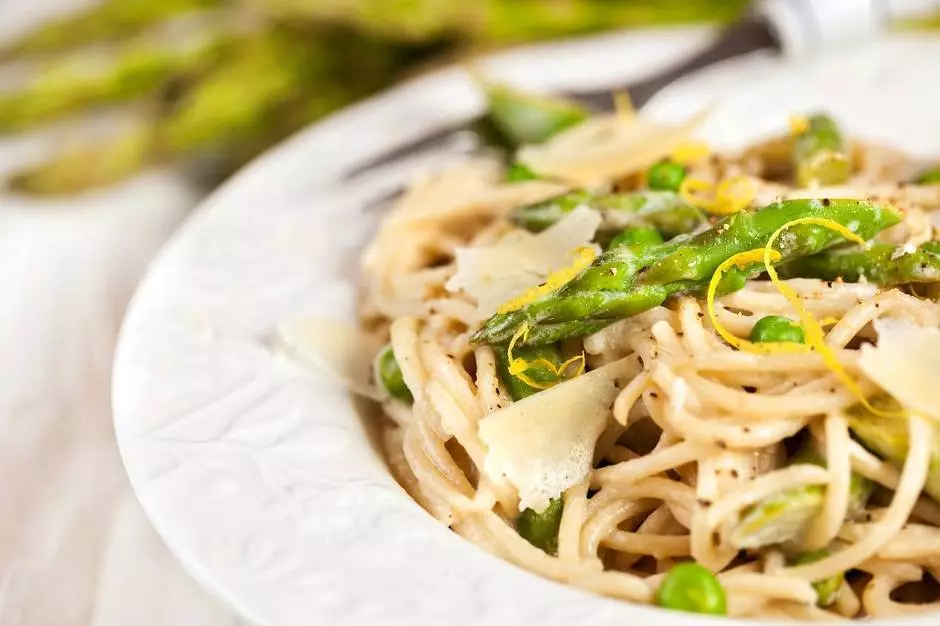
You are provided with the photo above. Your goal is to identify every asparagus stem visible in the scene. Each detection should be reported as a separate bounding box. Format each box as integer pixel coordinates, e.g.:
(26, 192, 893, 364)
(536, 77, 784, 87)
(779, 242, 940, 287)
(730, 445, 873, 550)
(483, 82, 589, 148)
(0, 0, 223, 59)
(473, 199, 900, 346)
(510, 190, 705, 238)
(0, 33, 232, 133)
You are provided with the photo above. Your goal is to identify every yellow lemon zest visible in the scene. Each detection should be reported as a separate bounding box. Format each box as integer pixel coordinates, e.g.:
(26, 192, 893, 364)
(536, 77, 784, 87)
(680, 176, 756, 215)
(679, 177, 718, 211)
(506, 323, 585, 390)
(789, 115, 809, 136)
(762, 217, 906, 418)
(706, 248, 808, 355)
(711, 176, 757, 215)
(670, 141, 711, 165)
(613, 90, 636, 123)
(497, 246, 596, 314)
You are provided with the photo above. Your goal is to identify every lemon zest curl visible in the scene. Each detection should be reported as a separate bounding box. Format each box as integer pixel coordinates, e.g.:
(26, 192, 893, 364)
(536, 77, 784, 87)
(506, 323, 585, 390)
(680, 175, 756, 215)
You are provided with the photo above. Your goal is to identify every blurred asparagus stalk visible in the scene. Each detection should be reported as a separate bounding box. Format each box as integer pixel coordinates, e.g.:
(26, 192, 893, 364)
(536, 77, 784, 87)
(8, 29, 407, 194)
(0, 31, 234, 133)
(0, 0, 224, 59)
(254, 0, 749, 43)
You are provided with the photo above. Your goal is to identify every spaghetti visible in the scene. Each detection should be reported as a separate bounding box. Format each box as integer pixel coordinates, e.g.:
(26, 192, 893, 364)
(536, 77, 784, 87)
(360, 109, 940, 619)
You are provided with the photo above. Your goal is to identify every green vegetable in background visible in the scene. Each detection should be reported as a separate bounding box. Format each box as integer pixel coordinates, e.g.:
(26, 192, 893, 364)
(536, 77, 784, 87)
(792, 550, 843, 607)
(9, 28, 413, 194)
(375, 344, 413, 403)
(516, 497, 564, 554)
(0, 0, 223, 59)
(847, 396, 940, 502)
(730, 444, 873, 550)
(473, 199, 900, 347)
(647, 160, 686, 191)
(483, 81, 589, 148)
(608, 225, 665, 250)
(656, 562, 727, 615)
(915, 167, 940, 185)
(779, 242, 940, 287)
(256, 0, 751, 43)
(510, 190, 706, 237)
(791, 113, 850, 188)
(505, 162, 539, 182)
(749, 315, 805, 344)
(0, 32, 233, 133)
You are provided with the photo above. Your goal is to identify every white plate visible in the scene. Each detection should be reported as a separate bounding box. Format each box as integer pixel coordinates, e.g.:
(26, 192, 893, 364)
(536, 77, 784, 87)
(113, 28, 940, 626)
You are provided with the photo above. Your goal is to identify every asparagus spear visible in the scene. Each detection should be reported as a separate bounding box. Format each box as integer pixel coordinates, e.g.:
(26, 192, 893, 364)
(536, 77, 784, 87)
(483, 82, 589, 148)
(472, 199, 900, 347)
(257, 0, 748, 43)
(517, 496, 564, 554)
(495, 343, 569, 551)
(510, 190, 706, 238)
(847, 396, 940, 502)
(494, 343, 564, 401)
(375, 345, 413, 403)
(7, 31, 341, 194)
(792, 114, 851, 187)
(792, 550, 843, 607)
(0, 0, 223, 59)
(730, 446, 873, 550)
(0, 33, 232, 133)
(779, 242, 940, 287)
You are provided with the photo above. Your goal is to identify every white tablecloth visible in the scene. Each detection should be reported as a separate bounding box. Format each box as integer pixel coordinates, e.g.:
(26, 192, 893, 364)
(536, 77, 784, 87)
(0, 3, 241, 623)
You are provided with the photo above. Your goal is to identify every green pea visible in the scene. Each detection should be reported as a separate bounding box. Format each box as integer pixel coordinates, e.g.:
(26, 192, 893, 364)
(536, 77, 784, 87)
(608, 225, 665, 250)
(516, 498, 563, 555)
(656, 562, 727, 615)
(506, 162, 539, 183)
(915, 167, 940, 185)
(374, 344, 413, 404)
(793, 550, 842, 606)
(647, 160, 687, 191)
(749, 315, 806, 344)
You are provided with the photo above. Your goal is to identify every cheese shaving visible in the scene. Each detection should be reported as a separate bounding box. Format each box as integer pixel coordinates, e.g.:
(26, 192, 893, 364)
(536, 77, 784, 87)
(278, 316, 382, 400)
(446, 206, 601, 319)
(479, 357, 640, 512)
(858, 319, 940, 421)
(496, 246, 596, 314)
(518, 109, 709, 187)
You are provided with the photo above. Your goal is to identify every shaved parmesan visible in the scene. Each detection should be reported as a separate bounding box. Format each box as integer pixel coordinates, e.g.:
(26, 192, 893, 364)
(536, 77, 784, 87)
(479, 357, 640, 513)
(445, 205, 602, 319)
(278, 316, 382, 400)
(383, 159, 566, 228)
(858, 319, 940, 420)
(519, 110, 708, 187)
